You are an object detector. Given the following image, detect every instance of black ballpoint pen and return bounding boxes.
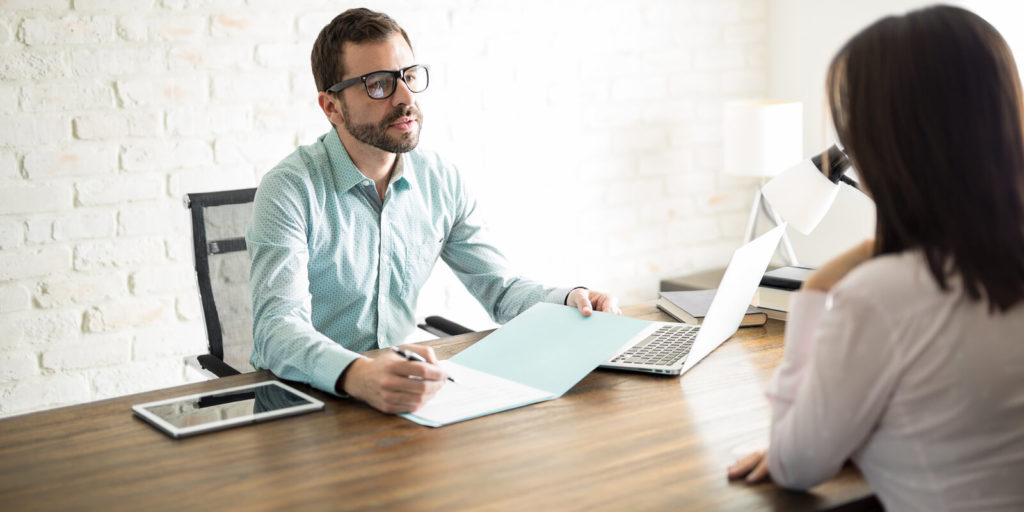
[390,346,456,383]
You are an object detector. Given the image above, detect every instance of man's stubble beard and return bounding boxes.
[340,100,423,154]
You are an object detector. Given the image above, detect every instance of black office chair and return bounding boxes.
[185,187,258,377]
[185,187,474,378]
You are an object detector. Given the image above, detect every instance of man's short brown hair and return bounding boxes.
[310,8,412,92]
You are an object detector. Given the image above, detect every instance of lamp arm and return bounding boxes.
[811,144,853,184]
[837,174,860,190]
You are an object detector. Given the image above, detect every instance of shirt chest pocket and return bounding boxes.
[401,238,443,295]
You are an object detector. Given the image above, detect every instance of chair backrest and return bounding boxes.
[184,188,258,376]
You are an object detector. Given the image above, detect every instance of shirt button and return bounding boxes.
[362,180,372,186]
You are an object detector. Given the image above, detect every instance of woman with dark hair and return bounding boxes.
[727,5,1024,510]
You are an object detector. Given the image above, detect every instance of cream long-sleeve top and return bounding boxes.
[767,251,1024,511]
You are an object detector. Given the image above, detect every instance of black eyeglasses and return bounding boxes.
[325,64,429,99]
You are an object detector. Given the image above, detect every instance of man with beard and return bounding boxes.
[246,8,620,414]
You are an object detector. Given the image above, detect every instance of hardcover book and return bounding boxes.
[754,266,811,317]
[755,285,793,319]
[656,289,768,327]
[760,266,815,290]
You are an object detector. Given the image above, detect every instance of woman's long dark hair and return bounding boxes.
[827,5,1024,312]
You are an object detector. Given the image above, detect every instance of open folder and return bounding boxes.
[400,303,649,427]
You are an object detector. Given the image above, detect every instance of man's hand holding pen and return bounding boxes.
[339,344,451,414]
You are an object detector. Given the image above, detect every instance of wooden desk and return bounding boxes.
[0,304,878,511]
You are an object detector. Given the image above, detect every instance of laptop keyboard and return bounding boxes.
[610,325,698,366]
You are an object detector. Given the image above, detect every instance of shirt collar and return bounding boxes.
[324,127,414,193]
[390,152,413,190]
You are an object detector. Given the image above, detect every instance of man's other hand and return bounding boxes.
[567,288,622,317]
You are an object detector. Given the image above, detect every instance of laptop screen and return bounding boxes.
[681,224,786,373]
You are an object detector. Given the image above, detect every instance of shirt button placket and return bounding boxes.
[376,195,389,344]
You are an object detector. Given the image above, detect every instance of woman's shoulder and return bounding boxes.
[832,251,941,309]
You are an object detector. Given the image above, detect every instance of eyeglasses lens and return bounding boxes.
[365,72,394,99]
[403,66,427,93]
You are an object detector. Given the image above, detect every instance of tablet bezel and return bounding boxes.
[131,380,325,439]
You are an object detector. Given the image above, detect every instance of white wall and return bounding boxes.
[769,0,939,154]
[0,0,771,417]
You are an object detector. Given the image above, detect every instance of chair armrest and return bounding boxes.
[196,354,243,377]
[421,316,473,336]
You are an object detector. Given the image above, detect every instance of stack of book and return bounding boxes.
[656,289,768,327]
[755,266,814,320]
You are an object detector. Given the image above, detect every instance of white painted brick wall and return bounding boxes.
[37,272,127,308]
[41,334,132,371]
[0,0,770,418]
[74,111,164,140]
[0,183,74,214]
[23,145,118,178]
[0,284,31,313]
[75,175,165,205]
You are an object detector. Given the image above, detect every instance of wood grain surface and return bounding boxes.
[0,303,879,511]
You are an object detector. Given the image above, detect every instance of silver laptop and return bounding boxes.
[600,225,786,376]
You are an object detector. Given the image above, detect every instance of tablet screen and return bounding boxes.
[132,381,324,438]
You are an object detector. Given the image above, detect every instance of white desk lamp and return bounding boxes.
[722,100,803,264]
[761,143,857,236]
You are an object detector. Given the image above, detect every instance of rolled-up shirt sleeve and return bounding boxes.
[767,290,903,489]
[247,172,362,396]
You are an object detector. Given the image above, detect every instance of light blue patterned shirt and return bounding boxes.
[247,128,570,395]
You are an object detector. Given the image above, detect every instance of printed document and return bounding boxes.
[401,360,555,427]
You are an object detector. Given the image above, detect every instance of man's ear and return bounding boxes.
[317,91,344,125]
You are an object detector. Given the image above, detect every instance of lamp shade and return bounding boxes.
[723,100,803,177]
[761,158,841,235]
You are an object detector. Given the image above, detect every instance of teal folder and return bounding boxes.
[450,302,650,396]
[402,303,651,426]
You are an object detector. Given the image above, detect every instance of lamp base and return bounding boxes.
[743,187,799,266]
